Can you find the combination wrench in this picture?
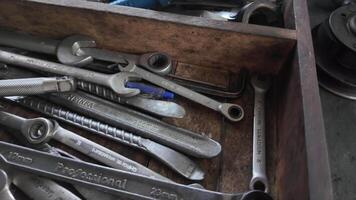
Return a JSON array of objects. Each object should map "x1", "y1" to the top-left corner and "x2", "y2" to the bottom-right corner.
[
  {"x1": 0, "y1": 76, "x2": 75, "y2": 96},
  {"x1": 0, "y1": 111, "x2": 173, "y2": 182},
  {"x1": 250, "y1": 75, "x2": 271, "y2": 193},
  {"x1": 7, "y1": 96, "x2": 204, "y2": 180},
  {"x1": 0, "y1": 50, "x2": 140, "y2": 97},
  {"x1": 0, "y1": 29, "x2": 172, "y2": 75},
  {"x1": 0, "y1": 141, "x2": 273, "y2": 200},
  {"x1": 43, "y1": 91, "x2": 222, "y2": 158},
  {"x1": 0, "y1": 64, "x2": 185, "y2": 118},
  {"x1": 0, "y1": 169, "x2": 14, "y2": 200},
  {"x1": 120, "y1": 63, "x2": 244, "y2": 122}
]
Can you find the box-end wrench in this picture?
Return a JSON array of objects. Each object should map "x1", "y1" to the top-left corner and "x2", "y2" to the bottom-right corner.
[
  {"x1": 0, "y1": 29, "x2": 172, "y2": 75},
  {"x1": 120, "y1": 63, "x2": 244, "y2": 122},
  {"x1": 0, "y1": 141, "x2": 273, "y2": 200},
  {"x1": 0, "y1": 111, "x2": 172, "y2": 183},
  {"x1": 0, "y1": 64, "x2": 185, "y2": 118},
  {"x1": 60, "y1": 35, "x2": 172, "y2": 75},
  {"x1": 44, "y1": 91, "x2": 222, "y2": 158},
  {"x1": 0, "y1": 76, "x2": 75, "y2": 96},
  {"x1": 250, "y1": 75, "x2": 271, "y2": 193},
  {"x1": 7, "y1": 96, "x2": 204, "y2": 181},
  {"x1": 0, "y1": 50, "x2": 140, "y2": 97}
]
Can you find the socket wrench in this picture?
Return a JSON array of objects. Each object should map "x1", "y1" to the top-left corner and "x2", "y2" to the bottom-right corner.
[
  {"x1": 0, "y1": 141, "x2": 273, "y2": 200},
  {"x1": 8, "y1": 96, "x2": 204, "y2": 180},
  {"x1": 0, "y1": 50, "x2": 140, "y2": 97},
  {"x1": 0, "y1": 111, "x2": 172, "y2": 182},
  {"x1": 44, "y1": 91, "x2": 222, "y2": 158},
  {"x1": 119, "y1": 63, "x2": 244, "y2": 122},
  {"x1": 250, "y1": 75, "x2": 271, "y2": 193},
  {"x1": 0, "y1": 76, "x2": 75, "y2": 96}
]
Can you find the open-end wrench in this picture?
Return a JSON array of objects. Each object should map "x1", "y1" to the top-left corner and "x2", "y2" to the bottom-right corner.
[
  {"x1": 250, "y1": 75, "x2": 271, "y2": 193},
  {"x1": 0, "y1": 141, "x2": 273, "y2": 200},
  {"x1": 0, "y1": 64, "x2": 185, "y2": 118},
  {"x1": 120, "y1": 63, "x2": 244, "y2": 122},
  {"x1": 62, "y1": 35, "x2": 172, "y2": 75},
  {"x1": 7, "y1": 96, "x2": 204, "y2": 180},
  {"x1": 76, "y1": 80, "x2": 186, "y2": 118},
  {"x1": 0, "y1": 169, "x2": 14, "y2": 200},
  {"x1": 0, "y1": 111, "x2": 173, "y2": 183},
  {"x1": 0, "y1": 50, "x2": 140, "y2": 97},
  {"x1": 0, "y1": 76, "x2": 75, "y2": 96},
  {"x1": 43, "y1": 91, "x2": 222, "y2": 158},
  {"x1": 0, "y1": 29, "x2": 172, "y2": 75}
]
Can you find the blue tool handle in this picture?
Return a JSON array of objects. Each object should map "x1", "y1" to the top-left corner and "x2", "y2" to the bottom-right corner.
[
  {"x1": 125, "y1": 82, "x2": 174, "y2": 100},
  {"x1": 109, "y1": 0, "x2": 170, "y2": 8}
]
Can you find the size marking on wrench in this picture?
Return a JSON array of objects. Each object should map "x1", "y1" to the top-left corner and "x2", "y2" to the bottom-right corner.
[
  {"x1": 120, "y1": 63, "x2": 244, "y2": 122},
  {"x1": 0, "y1": 142, "x2": 273, "y2": 200},
  {"x1": 250, "y1": 74, "x2": 271, "y2": 193}
]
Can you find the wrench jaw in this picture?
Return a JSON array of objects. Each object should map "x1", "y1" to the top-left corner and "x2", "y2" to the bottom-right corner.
[
  {"x1": 20, "y1": 118, "x2": 54, "y2": 145},
  {"x1": 56, "y1": 35, "x2": 96, "y2": 67},
  {"x1": 109, "y1": 72, "x2": 141, "y2": 97},
  {"x1": 251, "y1": 75, "x2": 272, "y2": 93},
  {"x1": 249, "y1": 175, "x2": 269, "y2": 194},
  {"x1": 138, "y1": 52, "x2": 173, "y2": 75},
  {"x1": 219, "y1": 103, "x2": 244, "y2": 122}
]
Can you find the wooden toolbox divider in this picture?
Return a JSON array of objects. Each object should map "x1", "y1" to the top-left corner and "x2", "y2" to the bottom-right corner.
[{"x1": 0, "y1": 0, "x2": 333, "y2": 199}]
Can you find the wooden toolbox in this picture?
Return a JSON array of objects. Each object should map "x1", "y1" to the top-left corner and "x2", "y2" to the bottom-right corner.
[{"x1": 0, "y1": 0, "x2": 333, "y2": 199}]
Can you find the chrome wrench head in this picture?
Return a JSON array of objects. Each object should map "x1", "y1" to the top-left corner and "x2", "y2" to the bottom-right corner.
[
  {"x1": 137, "y1": 52, "x2": 172, "y2": 75},
  {"x1": 56, "y1": 35, "x2": 95, "y2": 67},
  {"x1": 219, "y1": 103, "x2": 244, "y2": 122},
  {"x1": 0, "y1": 169, "x2": 14, "y2": 200},
  {"x1": 251, "y1": 74, "x2": 271, "y2": 93},
  {"x1": 20, "y1": 117, "x2": 54, "y2": 145},
  {"x1": 108, "y1": 71, "x2": 141, "y2": 97}
]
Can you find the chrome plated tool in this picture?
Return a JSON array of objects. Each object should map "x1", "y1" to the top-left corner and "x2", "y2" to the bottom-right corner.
[
  {"x1": 0, "y1": 169, "x2": 14, "y2": 200},
  {"x1": 0, "y1": 111, "x2": 171, "y2": 182},
  {"x1": 44, "y1": 91, "x2": 221, "y2": 158},
  {"x1": 76, "y1": 80, "x2": 185, "y2": 118},
  {"x1": 0, "y1": 76, "x2": 75, "y2": 96},
  {"x1": 0, "y1": 50, "x2": 140, "y2": 97},
  {"x1": 0, "y1": 141, "x2": 273, "y2": 200},
  {"x1": 250, "y1": 75, "x2": 271, "y2": 193},
  {"x1": 0, "y1": 64, "x2": 185, "y2": 118},
  {"x1": 0, "y1": 30, "x2": 172, "y2": 75},
  {"x1": 7, "y1": 96, "x2": 204, "y2": 180},
  {"x1": 120, "y1": 63, "x2": 244, "y2": 122}
]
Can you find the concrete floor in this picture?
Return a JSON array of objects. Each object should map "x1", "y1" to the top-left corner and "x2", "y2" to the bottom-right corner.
[
  {"x1": 307, "y1": 1, "x2": 356, "y2": 199},
  {"x1": 320, "y1": 89, "x2": 356, "y2": 200}
]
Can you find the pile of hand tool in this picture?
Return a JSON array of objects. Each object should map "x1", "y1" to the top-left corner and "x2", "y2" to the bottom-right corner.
[{"x1": 0, "y1": 29, "x2": 273, "y2": 200}]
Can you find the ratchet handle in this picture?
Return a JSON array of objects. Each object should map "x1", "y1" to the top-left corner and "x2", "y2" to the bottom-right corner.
[{"x1": 0, "y1": 77, "x2": 76, "y2": 96}]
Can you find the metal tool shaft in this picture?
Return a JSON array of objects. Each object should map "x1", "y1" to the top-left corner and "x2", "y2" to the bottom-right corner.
[
  {"x1": 120, "y1": 63, "x2": 244, "y2": 122},
  {"x1": 0, "y1": 50, "x2": 140, "y2": 97},
  {"x1": 0, "y1": 77, "x2": 75, "y2": 96},
  {"x1": 0, "y1": 169, "x2": 15, "y2": 200},
  {"x1": 9, "y1": 96, "x2": 203, "y2": 180},
  {"x1": 13, "y1": 173, "x2": 81, "y2": 200},
  {"x1": 44, "y1": 91, "x2": 221, "y2": 158},
  {"x1": 250, "y1": 75, "x2": 271, "y2": 193},
  {"x1": 76, "y1": 80, "x2": 185, "y2": 118},
  {"x1": 0, "y1": 111, "x2": 172, "y2": 183},
  {"x1": 0, "y1": 142, "x2": 272, "y2": 200}
]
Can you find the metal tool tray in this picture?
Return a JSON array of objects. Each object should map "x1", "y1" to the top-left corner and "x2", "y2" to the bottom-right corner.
[{"x1": 0, "y1": 0, "x2": 332, "y2": 199}]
